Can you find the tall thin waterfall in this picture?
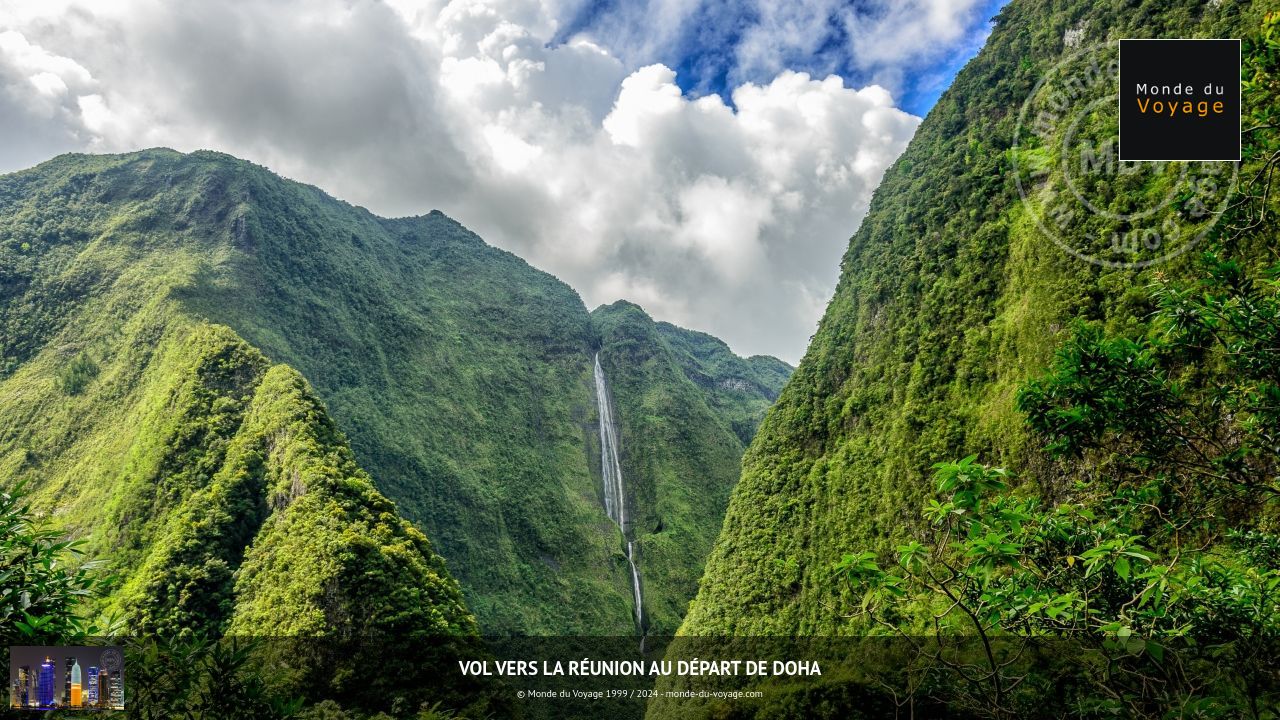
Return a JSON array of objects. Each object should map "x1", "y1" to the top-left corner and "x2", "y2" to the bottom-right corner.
[{"x1": 593, "y1": 353, "x2": 645, "y2": 639}]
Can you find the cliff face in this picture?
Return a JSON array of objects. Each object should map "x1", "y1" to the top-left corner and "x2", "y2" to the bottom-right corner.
[
  {"x1": 591, "y1": 301, "x2": 789, "y2": 634},
  {"x1": 680, "y1": 0, "x2": 1278, "y2": 635},
  {"x1": 0, "y1": 149, "x2": 788, "y2": 636}
]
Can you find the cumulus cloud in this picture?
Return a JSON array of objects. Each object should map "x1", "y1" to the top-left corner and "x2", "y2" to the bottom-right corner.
[
  {"x1": 0, "y1": 28, "x2": 98, "y2": 169},
  {"x1": 836, "y1": 0, "x2": 996, "y2": 92},
  {"x1": 0, "y1": 0, "x2": 922, "y2": 363}
]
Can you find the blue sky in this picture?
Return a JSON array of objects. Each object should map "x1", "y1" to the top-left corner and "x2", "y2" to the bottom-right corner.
[
  {"x1": 554, "y1": 0, "x2": 1008, "y2": 116},
  {"x1": 0, "y1": 0, "x2": 1008, "y2": 362}
]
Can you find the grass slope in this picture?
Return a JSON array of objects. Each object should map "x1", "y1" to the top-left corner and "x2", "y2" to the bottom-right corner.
[
  {"x1": 0, "y1": 300, "x2": 475, "y2": 640},
  {"x1": 681, "y1": 0, "x2": 1280, "y2": 635},
  {"x1": 0, "y1": 149, "x2": 788, "y2": 635}
]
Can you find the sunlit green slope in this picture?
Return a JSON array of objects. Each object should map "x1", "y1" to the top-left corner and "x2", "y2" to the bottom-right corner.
[
  {"x1": 682, "y1": 0, "x2": 1279, "y2": 635},
  {"x1": 0, "y1": 149, "x2": 789, "y2": 635}
]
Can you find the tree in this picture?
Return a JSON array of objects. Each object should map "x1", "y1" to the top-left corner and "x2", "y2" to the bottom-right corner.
[
  {"x1": 0, "y1": 481, "x2": 116, "y2": 644},
  {"x1": 128, "y1": 635, "x2": 304, "y2": 720},
  {"x1": 833, "y1": 257, "x2": 1280, "y2": 717},
  {"x1": 836, "y1": 451, "x2": 1279, "y2": 718},
  {"x1": 834, "y1": 17, "x2": 1280, "y2": 718}
]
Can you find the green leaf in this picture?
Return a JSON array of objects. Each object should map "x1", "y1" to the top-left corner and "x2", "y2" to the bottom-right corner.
[{"x1": 1145, "y1": 641, "x2": 1164, "y2": 663}]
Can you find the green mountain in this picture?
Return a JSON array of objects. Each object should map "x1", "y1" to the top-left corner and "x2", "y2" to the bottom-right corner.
[
  {"x1": 681, "y1": 0, "x2": 1280, "y2": 636},
  {"x1": 654, "y1": 319, "x2": 793, "y2": 448},
  {"x1": 592, "y1": 301, "x2": 790, "y2": 633},
  {"x1": 0, "y1": 149, "x2": 789, "y2": 637}
]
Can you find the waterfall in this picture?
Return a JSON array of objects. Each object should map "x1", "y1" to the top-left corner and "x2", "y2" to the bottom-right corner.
[{"x1": 593, "y1": 353, "x2": 646, "y2": 640}]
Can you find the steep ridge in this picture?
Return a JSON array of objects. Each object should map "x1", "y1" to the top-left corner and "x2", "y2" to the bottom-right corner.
[
  {"x1": 681, "y1": 0, "x2": 1279, "y2": 635},
  {"x1": 655, "y1": 323, "x2": 793, "y2": 447},
  {"x1": 0, "y1": 306, "x2": 475, "y2": 640},
  {"x1": 0, "y1": 150, "x2": 789, "y2": 636}
]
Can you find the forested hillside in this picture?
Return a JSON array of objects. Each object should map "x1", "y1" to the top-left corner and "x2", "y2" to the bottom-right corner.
[
  {"x1": 0, "y1": 149, "x2": 788, "y2": 637},
  {"x1": 0, "y1": 303, "x2": 476, "y2": 642},
  {"x1": 683, "y1": 0, "x2": 1280, "y2": 636},
  {"x1": 592, "y1": 302, "x2": 789, "y2": 634}
]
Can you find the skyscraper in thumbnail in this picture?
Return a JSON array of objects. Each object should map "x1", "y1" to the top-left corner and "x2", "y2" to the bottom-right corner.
[
  {"x1": 86, "y1": 665, "x2": 99, "y2": 706},
  {"x1": 63, "y1": 656, "x2": 74, "y2": 706},
  {"x1": 108, "y1": 670, "x2": 123, "y2": 709},
  {"x1": 11, "y1": 666, "x2": 31, "y2": 709},
  {"x1": 98, "y1": 669, "x2": 109, "y2": 708},
  {"x1": 20, "y1": 666, "x2": 31, "y2": 708},
  {"x1": 70, "y1": 658, "x2": 83, "y2": 707},
  {"x1": 37, "y1": 657, "x2": 55, "y2": 708}
]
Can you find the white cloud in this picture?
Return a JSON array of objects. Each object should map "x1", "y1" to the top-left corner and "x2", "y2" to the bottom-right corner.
[
  {"x1": 0, "y1": 0, "x2": 922, "y2": 364},
  {"x1": 729, "y1": 0, "x2": 991, "y2": 81},
  {"x1": 559, "y1": 0, "x2": 996, "y2": 102},
  {"x1": 841, "y1": 0, "x2": 989, "y2": 67},
  {"x1": 0, "y1": 27, "x2": 98, "y2": 167},
  {"x1": 838, "y1": 0, "x2": 994, "y2": 92}
]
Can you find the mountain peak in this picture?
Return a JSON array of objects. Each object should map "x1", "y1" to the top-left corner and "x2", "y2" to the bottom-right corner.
[{"x1": 0, "y1": 146, "x2": 788, "y2": 641}]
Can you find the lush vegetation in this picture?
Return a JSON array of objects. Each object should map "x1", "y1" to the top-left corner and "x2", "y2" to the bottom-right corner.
[
  {"x1": 653, "y1": 320, "x2": 791, "y2": 447},
  {"x1": 129, "y1": 636, "x2": 304, "y2": 720},
  {"x1": 0, "y1": 482, "x2": 116, "y2": 645},
  {"x1": 668, "y1": 2, "x2": 1280, "y2": 717},
  {"x1": 0, "y1": 472, "x2": 305, "y2": 717},
  {"x1": 0, "y1": 145, "x2": 785, "y2": 640},
  {"x1": 828, "y1": 239, "x2": 1280, "y2": 716},
  {"x1": 0, "y1": 493, "x2": 482, "y2": 718},
  {"x1": 682, "y1": 0, "x2": 1280, "y2": 637},
  {"x1": 592, "y1": 302, "x2": 788, "y2": 634},
  {"x1": 0, "y1": 322, "x2": 486, "y2": 715},
  {"x1": 100, "y1": 333, "x2": 477, "y2": 641}
]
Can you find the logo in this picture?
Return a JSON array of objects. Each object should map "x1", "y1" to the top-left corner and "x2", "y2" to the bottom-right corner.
[
  {"x1": 1119, "y1": 39, "x2": 1241, "y2": 161},
  {"x1": 1013, "y1": 41, "x2": 1238, "y2": 268}
]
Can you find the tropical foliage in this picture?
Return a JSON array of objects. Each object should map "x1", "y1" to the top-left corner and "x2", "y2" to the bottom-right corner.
[
  {"x1": 0, "y1": 146, "x2": 786, "y2": 640},
  {"x1": 0, "y1": 481, "x2": 116, "y2": 644},
  {"x1": 683, "y1": 0, "x2": 1280, "y2": 639},
  {"x1": 836, "y1": 251, "x2": 1280, "y2": 716}
]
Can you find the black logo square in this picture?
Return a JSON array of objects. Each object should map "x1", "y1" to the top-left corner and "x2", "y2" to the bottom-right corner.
[{"x1": 1119, "y1": 39, "x2": 1240, "y2": 161}]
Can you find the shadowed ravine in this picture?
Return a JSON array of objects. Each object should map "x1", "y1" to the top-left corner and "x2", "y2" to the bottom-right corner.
[{"x1": 593, "y1": 352, "x2": 647, "y2": 647}]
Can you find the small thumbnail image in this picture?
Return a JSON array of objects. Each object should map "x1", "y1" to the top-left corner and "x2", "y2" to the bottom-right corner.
[{"x1": 8, "y1": 646, "x2": 124, "y2": 711}]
